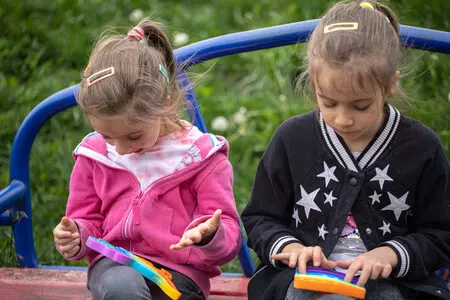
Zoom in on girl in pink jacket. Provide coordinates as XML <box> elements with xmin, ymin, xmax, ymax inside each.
<box><xmin>52</xmin><ymin>18</ymin><xmax>241</xmax><ymax>300</ymax></box>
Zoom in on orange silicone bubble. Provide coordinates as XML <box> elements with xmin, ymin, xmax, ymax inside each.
<box><xmin>294</xmin><ymin>275</ymin><xmax>366</xmax><ymax>299</ymax></box>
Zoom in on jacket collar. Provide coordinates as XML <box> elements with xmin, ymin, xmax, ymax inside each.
<box><xmin>318</xmin><ymin>104</ymin><xmax>401</xmax><ymax>172</ymax></box>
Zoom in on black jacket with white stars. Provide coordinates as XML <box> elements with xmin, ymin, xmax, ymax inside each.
<box><xmin>242</xmin><ymin>105</ymin><xmax>450</xmax><ymax>300</ymax></box>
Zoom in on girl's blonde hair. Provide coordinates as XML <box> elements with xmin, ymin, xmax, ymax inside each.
<box><xmin>77</xmin><ymin>19</ymin><xmax>185</xmax><ymax>126</ymax></box>
<box><xmin>301</xmin><ymin>0</ymin><xmax>401</xmax><ymax>98</ymax></box>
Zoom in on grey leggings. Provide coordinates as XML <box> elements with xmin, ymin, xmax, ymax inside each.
<box><xmin>87</xmin><ymin>257</ymin><xmax>204</xmax><ymax>300</ymax></box>
<box><xmin>285</xmin><ymin>277</ymin><xmax>419</xmax><ymax>300</ymax></box>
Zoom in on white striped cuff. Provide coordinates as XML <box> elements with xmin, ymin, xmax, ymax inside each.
<box><xmin>383</xmin><ymin>240</ymin><xmax>410</xmax><ymax>278</ymax></box>
<box><xmin>269</xmin><ymin>236</ymin><xmax>299</xmax><ymax>267</ymax></box>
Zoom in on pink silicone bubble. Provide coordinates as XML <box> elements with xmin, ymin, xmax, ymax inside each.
<box><xmin>86</xmin><ymin>236</ymin><xmax>133</xmax><ymax>265</ymax></box>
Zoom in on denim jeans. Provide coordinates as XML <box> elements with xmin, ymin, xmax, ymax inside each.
<box><xmin>87</xmin><ymin>257</ymin><xmax>203</xmax><ymax>300</ymax></box>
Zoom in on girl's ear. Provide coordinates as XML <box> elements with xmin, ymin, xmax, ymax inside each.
<box><xmin>165</xmin><ymin>95</ymin><xmax>171</xmax><ymax>107</ymax></box>
<box><xmin>390</xmin><ymin>71</ymin><xmax>400</xmax><ymax>96</ymax></box>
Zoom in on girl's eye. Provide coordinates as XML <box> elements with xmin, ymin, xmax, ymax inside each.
<box><xmin>323</xmin><ymin>102</ymin><xmax>336</xmax><ymax>108</ymax></box>
<box><xmin>354</xmin><ymin>105</ymin><xmax>370</xmax><ymax>111</ymax></box>
<box><xmin>128</xmin><ymin>135</ymin><xmax>142</xmax><ymax>141</ymax></box>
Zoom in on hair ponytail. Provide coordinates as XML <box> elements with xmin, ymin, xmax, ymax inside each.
<box><xmin>137</xmin><ymin>19</ymin><xmax>177</xmax><ymax>82</ymax></box>
<box><xmin>372</xmin><ymin>2</ymin><xmax>400</xmax><ymax>35</ymax></box>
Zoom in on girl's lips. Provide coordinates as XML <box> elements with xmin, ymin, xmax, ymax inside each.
<box><xmin>335</xmin><ymin>128</ymin><xmax>356</xmax><ymax>136</ymax></box>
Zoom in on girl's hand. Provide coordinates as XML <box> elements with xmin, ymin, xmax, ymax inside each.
<box><xmin>170</xmin><ymin>209</ymin><xmax>222</xmax><ymax>250</ymax></box>
<box><xmin>271</xmin><ymin>244</ymin><xmax>337</xmax><ymax>273</ymax></box>
<box><xmin>53</xmin><ymin>216</ymin><xmax>80</xmax><ymax>258</ymax></box>
<box><xmin>335</xmin><ymin>246</ymin><xmax>398</xmax><ymax>286</ymax></box>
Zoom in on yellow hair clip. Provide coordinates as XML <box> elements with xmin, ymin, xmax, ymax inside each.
<box><xmin>324</xmin><ymin>22</ymin><xmax>359</xmax><ymax>34</ymax></box>
<box><xmin>360</xmin><ymin>2</ymin><xmax>374</xmax><ymax>9</ymax></box>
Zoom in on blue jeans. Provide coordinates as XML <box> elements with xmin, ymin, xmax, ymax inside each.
<box><xmin>284</xmin><ymin>278</ymin><xmax>419</xmax><ymax>300</ymax></box>
<box><xmin>87</xmin><ymin>257</ymin><xmax>203</xmax><ymax>300</ymax></box>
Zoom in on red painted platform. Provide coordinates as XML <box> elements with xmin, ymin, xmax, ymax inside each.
<box><xmin>0</xmin><ymin>268</ymin><xmax>249</xmax><ymax>299</ymax></box>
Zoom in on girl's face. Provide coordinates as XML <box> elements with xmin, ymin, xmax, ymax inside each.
<box><xmin>314</xmin><ymin>64</ymin><xmax>398</xmax><ymax>151</ymax></box>
<box><xmin>89</xmin><ymin>116</ymin><xmax>163</xmax><ymax>155</ymax></box>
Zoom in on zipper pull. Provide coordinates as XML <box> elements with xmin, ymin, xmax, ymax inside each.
<box><xmin>133</xmin><ymin>205</ymin><xmax>140</xmax><ymax>225</ymax></box>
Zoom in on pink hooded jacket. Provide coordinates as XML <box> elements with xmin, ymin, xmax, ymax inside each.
<box><xmin>62</xmin><ymin>131</ymin><xmax>242</xmax><ymax>299</ymax></box>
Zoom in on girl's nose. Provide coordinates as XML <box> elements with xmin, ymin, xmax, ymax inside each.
<box><xmin>115</xmin><ymin>143</ymin><xmax>133</xmax><ymax>155</ymax></box>
<box><xmin>335</xmin><ymin>111</ymin><xmax>353</xmax><ymax>127</ymax></box>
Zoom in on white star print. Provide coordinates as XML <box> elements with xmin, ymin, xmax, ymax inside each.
<box><xmin>369</xmin><ymin>190</ymin><xmax>382</xmax><ymax>205</ymax></box>
<box><xmin>317</xmin><ymin>162</ymin><xmax>339</xmax><ymax>187</ymax></box>
<box><xmin>323</xmin><ymin>190</ymin><xmax>337</xmax><ymax>207</ymax></box>
<box><xmin>378</xmin><ymin>221</ymin><xmax>391</xmax><ymax>236</ymax></box>
<box><xmin>382</xmin><ymin>191</ymin><xmax>410</xmax><ymax>221</ymax></box>
<box><xmin>296</xmin><ymin>185</ymin><xmax>321</xmax><ymax>219</ymax></box>
<box><xmin>370</xmin><ymin>165</ymin><xmax>393</xmax><ymax>190</ymax></box>
<box><xmin>318</xmin><ymin>224</ymin><xmax>328</xmax><ymax>240</ymax></box>
<box><xmin>292</xmin><ymin>208</ymin><xmax>302</xmax><ymax>228</ymax></box>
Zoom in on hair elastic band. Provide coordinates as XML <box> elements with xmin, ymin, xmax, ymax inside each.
<box><xmin>324</xmin><ymin>22</ymin><xmax>359</xmax><ymax>34</ymax></box>
<box><xmin>128</xmin><ymin>26</ymin><xmax>145</xmax><ymax>41</ymax></box>
<box><xmin>159</xmin><ymin>64</ymin><xmax>169</xmax><ymax>87</ymax></box>
<box><xmin>359</xmin><ymin>2</ymin><xmax>391</xmax><ymax>23</ymax></box>
<box><xmin>360</xmin><ymin>2</ymin><xmax>374</xmax><ymax>9</ymax></box>
<box><xmin>87</xmin><ymin>67</ymin><xmax>115</xmax><ymax>86</ymax></box>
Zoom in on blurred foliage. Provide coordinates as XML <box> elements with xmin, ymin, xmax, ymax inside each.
<box><xmin>0</xmin><ymin>0</ymin><xmax>449</xmax><ymax>273</ymax></box>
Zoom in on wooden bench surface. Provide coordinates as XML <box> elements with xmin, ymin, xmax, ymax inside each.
<box><xmin>0</xmin><ymin>268</ymin><xmax>249</xmax><ymax>300</ymax></box>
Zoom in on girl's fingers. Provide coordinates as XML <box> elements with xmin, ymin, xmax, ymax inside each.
<box><xmin>170</xmin><ymin>235</ymin><xmax>194</xmax><ymax>250</ymax></box>
<box><xmin>169</xmin><ymin>242</ymin><xmax>184</xmax><ymax>250</ymax></box>
<box><xmin>344</xmin><ymin>260</ymin><xmax>362</xmax><ymax>283</ymax></box>
<box><xmin>209</xmin><ymin>209</ymin><xmax>222</xmax><ymax>228</ymax></box>
<box><xmin>356</xmin><ymin>265</ymin><xmax>371</xmax><ymax>286</ymax></box>
<box><xmin>320</xmin><ymin>258</ymin><xmax>337</xmax><ymax>270</ymax></box>
<box><xmin>54</xmin><ymin>237</ymin><xmax>78</xmax><ymax>245</ymax></box>
<box><xmin>197</xmin><ymin>223</ymin><xmax>214</xmax><ymax>237</ymax></box>
<box><xmin>288</xmin><ymin>251</ymin><xmax>300</xmax><ymax>268</ymax></box>
<box><xmin>169</xmin><ymin>243</ymin><xmax>183</xmax><ymax>250</ymax></box>
<box><xmin>271</xmin><ymin>253</ymin><xmax>290</xmax><ymax>260</ymax></box>
<box><xmin>370</xmin><ymin>263</ymin><xmax>383</xmax><ymax>280</ymax></box>
<box><xmin>312</xmin><ymin>246</ymin><xmax>323</xmax><ymax>267</ymax></box>
<box><xmin>335</xmin><ymin>260</ymin><xmax>352</xmax><ymax>269</ymax></box>
<box><xmin>298</xmin><ymin>248</ymin><xmax>311</xmax><ymax>274</ymax></box>
<box><xmin>53</xmin><ymin>230</ymin><xmax>73</xmax><ymax>240</ymax></box>
<box><xmin>54</xmin><ymin>233</ymin><xmax>80</xmax><ymax>245</ymax></box>
<box><xmin>65</xmin><ymin>245</ymin><xmax>80</xmax><ymax>258</ymax></box>
<box><xmin>186</xmin><ymin>229</ymin><xmax>202</xmax><ymax>244</ymax></box>
<box><xmin>381</xmin><ymin>264</ymin><xmax>392</xmax><ymax>278</ymax></box>
<box><xmin>59</xmin><ymin>239</ymin><xmax>80</xmax><ymax>253</ymax></box>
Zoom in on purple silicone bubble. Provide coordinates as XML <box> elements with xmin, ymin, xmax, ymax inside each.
<box><xmin>86</xmin><ymin>236</ymin><xmax>133</xmax><ymax>265</ymax></box>
<box><xmin>297</xmin><ymin>267</ymin><xmax>359</xmax><ymax>285</ymax></box>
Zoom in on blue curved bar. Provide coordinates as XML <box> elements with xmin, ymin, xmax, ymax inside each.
<box><xmin>0</xmin><ymin>211</ymin><xmax>12</xmax><ymax>226</ymax></box>
<box><xmin>0</xmin><ymin>181</ymin><xmax>27</xmax><ymax>213</ymax></box>
<box><xmin>400</xmin><ymin>25</ymin><xmax>450</xmax><ymax>54</ymax></box>
<box><xmin>174</xmin><ymin>20</ymin><xmax>320</xmax><ymax>66</ymax></box>
<box><xmin>3</xmin><ymin>19</ymin><xmax>450</xmax><ymax>271</ymax></box>
<box><xmin>175</xmin><ymin>20</ymin><xmax>450</xmax><ymax>66</ymax></box>
<box><xmin>9</xmin><ymin>86</ymin><xmax>78</xmax><ymax>267</ymax></box>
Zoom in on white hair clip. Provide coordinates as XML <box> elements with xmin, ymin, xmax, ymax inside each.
<box><xmin>324</xmin><ymin>22</ymin><xmax>359</xmax><ymax>34</ymax></box>
<box><xmin>87</xmin><ymin>67</ymin><xmax>115</xmax><ymax>86</ymax></box>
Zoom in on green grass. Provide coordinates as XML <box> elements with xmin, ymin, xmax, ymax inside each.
<box><xmin>1</xmin><ymin>0</ymin><xmax>449</xmax><ymax>274</ymax></box>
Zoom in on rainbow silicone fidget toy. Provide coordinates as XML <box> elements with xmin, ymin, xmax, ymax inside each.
<box><xmin>86</xmin><ymin>236</ymin><xmax>181</xmax><ymax>300</ymax></box>
<box><xmin>294</xmin><ymin>267</ymin><xmax>366</xmax><ymax>299</ymax></box>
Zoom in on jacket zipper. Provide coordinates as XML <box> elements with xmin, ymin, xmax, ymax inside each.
<box><xmin>77</xmin><ymin>146</ymin><xmax>221</xmax><ymax>240</ymax></box>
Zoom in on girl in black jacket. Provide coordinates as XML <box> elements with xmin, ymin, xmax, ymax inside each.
<box><xmin>242</xmin><ymin>1</ymin><xmax>450</xmax><ymax>299</ymax></box>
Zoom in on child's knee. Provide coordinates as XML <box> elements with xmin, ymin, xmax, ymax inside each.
<box><xmin>92</xmin><ymin>266</ymin><xmax>149</xmax><ymax>299</ymax></box>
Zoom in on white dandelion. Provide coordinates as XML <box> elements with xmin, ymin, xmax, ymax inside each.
<box><xmin>211</xmin><ymin>116</ymin><xmax>229</xmax><ymax>132</ymax></box>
